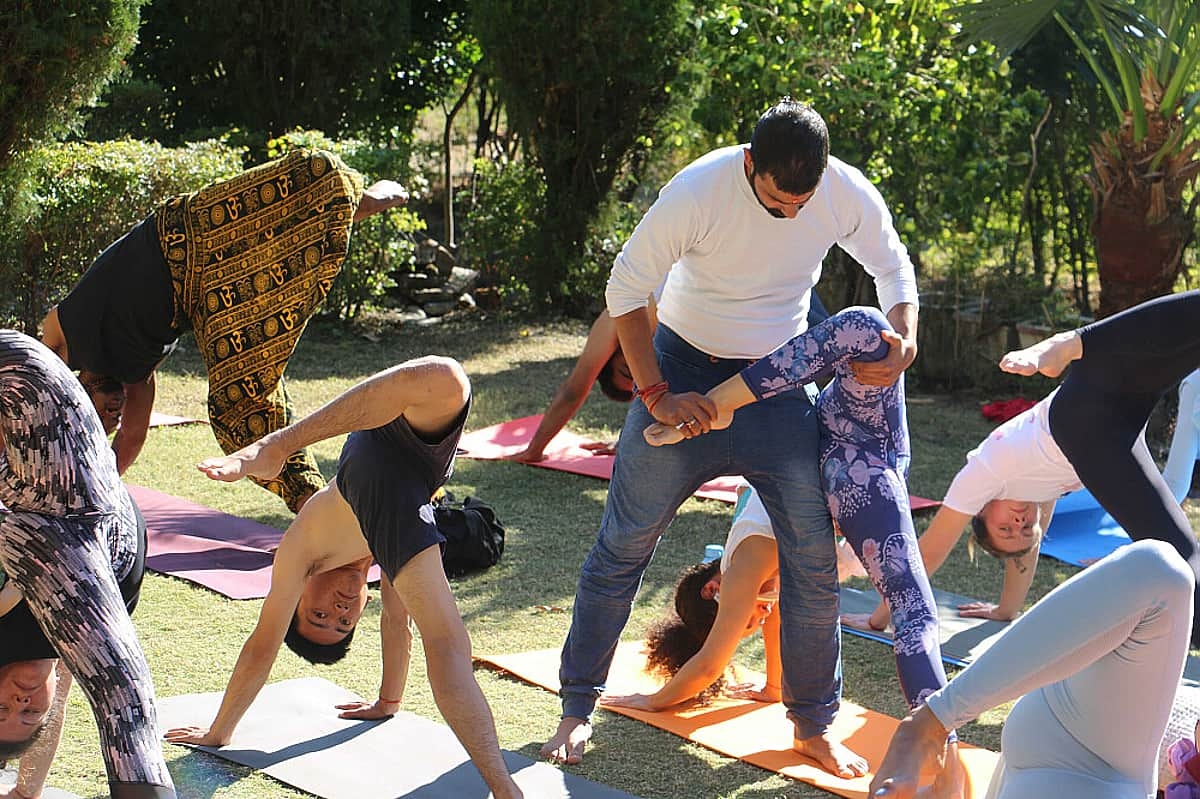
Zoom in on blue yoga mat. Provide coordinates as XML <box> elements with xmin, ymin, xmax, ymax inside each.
<box><xmin>1040</xmin><ymin>488</ymin><xmax>1131</xmax><ymax>567</ymax></box>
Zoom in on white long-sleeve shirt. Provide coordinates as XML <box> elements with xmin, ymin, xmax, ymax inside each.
<box><xmin>606</xmin><ymin>145</ymin><xmax>919</xmax><ymax>359</ymax></box>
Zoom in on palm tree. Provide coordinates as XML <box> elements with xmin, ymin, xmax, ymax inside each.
<box><xmin>954</xmin><ymin>0</ymin><xmax>1200</xmax><ymax>316</ymax></box>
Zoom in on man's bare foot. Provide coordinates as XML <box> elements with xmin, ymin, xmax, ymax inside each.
<box><xmin>868</xmin><ymin>704</ymin><xmax>951</xmax><ymax>798</ymax></box>
<box><xmin>998</xmin><ymin>330</ymin><xmax>1082</xmax><ymax>378</ymax></box>
<box><xmin>793</xmin><ymin>731</ymin><xmax>869</xmax><ymax>779</ymax></box>
<box><xmin>539</xmin><ymin>716</ymin><xmax>592</xmax><ymax>765</ymax></box>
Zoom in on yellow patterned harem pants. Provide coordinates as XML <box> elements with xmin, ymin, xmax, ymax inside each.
<box><xmin>158</xmin><ymin>150</ymin><xmax>363</xmax><ymax>511</ymax></box>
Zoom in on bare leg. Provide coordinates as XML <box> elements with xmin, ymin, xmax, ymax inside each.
<box><xmin>391</xmin><ymin>546</ymin><xmax>522</xmax><ymax>799</ymax></box>
<box><xmin>539</xmin><ymin>716</ymin><xmax>593</xmax><ymax>764</ymax></box>
<box><xmin>998</xmin><ymin>330</ymin><xmax>1082</xmax><ymax>378</ymax></box>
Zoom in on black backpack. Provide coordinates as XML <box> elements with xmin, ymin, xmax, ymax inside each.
<box><xmin>435</xmin><ymin>492</ymin><xmax>506</xmax><ymax>578</ymax></box>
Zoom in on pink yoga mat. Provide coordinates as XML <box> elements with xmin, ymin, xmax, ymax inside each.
<box><xmin>129</xmin><ymin>485</ymin><xmax>380</xmax><ymax>600</ymax></box>
<box><xmin>457</xmin><ymin>416</ymin><xmax>940</xmax><ymax>510</ymax></box>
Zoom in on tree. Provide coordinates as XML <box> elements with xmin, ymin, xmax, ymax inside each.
<box><xmin>95</xmin><ymin>0</ymin><xmax>470</xmax><ymax>145</ymax></box>
<box><xmin>955</xmin><ymin>0</ymin><xmax>1200</xmax><ymax>316</ymax></box>
<box><xmin>0</xmin><ymin>0</ymin><xmax>144</xmax><ymax>170</ymax></box>
<box><xmin>472</xmin><ymin>0</ymin><xmax>692</xmax><ymax>311</ymax></box>
<box><xmin>677</xmin><ymin>1</ymin><xmax>1042</xmax><ymax>309</ymax></box>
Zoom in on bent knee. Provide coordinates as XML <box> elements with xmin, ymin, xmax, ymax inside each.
<box><xmin>838</xmin><ymin>306</ymin><xmax>892</xmax><ymax>334</ymax></box>
<box><xmin>1124</xmin><ymin>539</ymin><xmax>1196</xmax><ymax>595</ymax></box>
<box><xmin>416</xmin><ymin>355</ymin><xmax>471</xmax><ymax>403</ymax></box>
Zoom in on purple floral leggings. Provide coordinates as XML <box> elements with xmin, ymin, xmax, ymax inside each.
<box><xmin>742</xmin><ymin>306</ymin><xmax>948</xmax><ymax>710</ymax></box>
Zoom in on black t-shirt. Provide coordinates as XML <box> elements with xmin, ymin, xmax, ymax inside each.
<box><xmin>0</xmin><ymin>498</ymin><xmax>147</xmax><ymax>667</ymax></box>
<box><xmin>336</xmin><ymin>401</ymin><xmax>470</xmax><ymax>581</ymax></box>
<box><xmin>56</xmin><ymin>214</ymin><xmax>179</xmax><ymax>385</ymax></box>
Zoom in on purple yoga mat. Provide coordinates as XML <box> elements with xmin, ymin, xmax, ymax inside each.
<box><xmin>129</xmin><ymin>485</ymin><xmax>381</xmax><ymax>600</ymax></box>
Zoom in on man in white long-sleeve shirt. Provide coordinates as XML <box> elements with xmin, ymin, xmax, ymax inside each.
<box><xmin>541</xmin><ymin>99</ymin><xmax>920</xmax><ymax>776</ymax></box>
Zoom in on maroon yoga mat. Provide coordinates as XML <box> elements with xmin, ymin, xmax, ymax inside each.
<box><xmin>129</xmin><ymin>485</ymin><xmax>380</xmax><ymax>600</ymax></box>
<box><xmin>457</xmin><ymin>415</ymin><xmax>940</xmax><ymax>510</ymax></box>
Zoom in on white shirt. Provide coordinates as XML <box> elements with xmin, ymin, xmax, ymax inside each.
<box><xmin>721</xmin><ymin>483</ymin><xmax>775</xmax><ymax>575</ymax></box>
<box><xmin>606</xmin><ymin>145</ymin><xmax>918</xmax><ymax>359</ymax></box>
<box><xmin>942</xmin><ymin>389</ymin><xmax>1082</xmax><ymax>515</ymax></box>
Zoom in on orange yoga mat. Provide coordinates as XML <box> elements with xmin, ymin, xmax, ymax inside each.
<box><xmin>478</xmin><ymin>642</ymin><xmax>999</xmax><ymax>799</ymax></box>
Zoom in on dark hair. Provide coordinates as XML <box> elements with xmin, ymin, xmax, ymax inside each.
<box><xmin>596</xmin><ymin>351</ymin><xmax>633</xmax><ymax>403</ymax></box>
<box><xmin>748</xmin><ymin>98</ymin><xmax>829</xmax><ymax>195</ymax></box>
<box><xmin>284</xmin><ymin>611</ymin><xmax>355</xmax><ymax>665</ymax></box>
<box><xmin>643</xmin><ymin>561</ymin><xmax>724</xmax><ymax>703</ymax></box>
<box><xmin>78</xmin><ymin>371</ymin><xmax>122</xmax><ymax>396</ymax></box>
<box><xmin>970</xmin><ymin>514</ymin><xmax>1035</xmax><ymax>561</ymax></box>
<box><xmin>0</xmin><ymin>717</ymin><xmax>46</xmax><ymax>760</ymax></box>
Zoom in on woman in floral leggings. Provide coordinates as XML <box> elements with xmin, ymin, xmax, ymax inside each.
<box><xmin>645</xmin><ymin>306</ymin><xmax>948</xmax><ymax>713</ymax></box>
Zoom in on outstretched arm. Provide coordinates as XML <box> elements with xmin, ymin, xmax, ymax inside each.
<box><xmin>164</xmin><ymin>487</ymin><xmax>334</xmax><ymax>746</ymax></box>
<box><xmin>506</xmin><ymin>311</ymin><xmax>621</xmax><ymax>463</ymax></box>
<box><xmin>198</xmin><ymin>356</ymin><xmax>468</xmax><ymax>483</ymax></box>
<box><xmin>336</xmin><ymin>576</ymin><xmax>414</xmax><ymax>720</ymax></box>
<box><xmin>113</xmin><ymin>374</ymin><xmax>155</xmax><ymax>474</ymax></box>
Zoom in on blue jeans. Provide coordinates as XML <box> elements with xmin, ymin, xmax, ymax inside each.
<box><xmin>558</xmin><ymin>325</ymin><xmax>841</xmax><ymax>738</ymax></box>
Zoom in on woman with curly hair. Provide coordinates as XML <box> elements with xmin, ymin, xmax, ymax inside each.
<box><xmin>602</xmin><ymin>307</ymin><xmax>951</xmax><ymax>727</ymax></box>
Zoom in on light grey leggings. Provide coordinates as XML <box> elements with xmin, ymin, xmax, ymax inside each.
<box><xmin>925</xmin><ymin>539</ymin><xmax>1194</xmax><ymax>799</ymax></box>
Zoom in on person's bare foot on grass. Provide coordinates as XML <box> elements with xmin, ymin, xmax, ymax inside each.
<box><xmin>793</xmin><ymin>731</ymin><xmax>869</xmax><ymax>779</ymax></box>
<box><xmin>869</xmin><ymin>704</ymin><xmax>951</xmax><ymax>798</ymax></box>
<box><xmin>998</xmin><ymin>330</ymin><xmax>1082</xmax><ymax>379</ymax></box>
<box><xmin>540</xmin><ymin>716</ymin><xmax>592</xmax><ymax>765</ymax></box>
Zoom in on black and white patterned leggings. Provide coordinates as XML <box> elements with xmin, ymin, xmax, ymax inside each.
<box><xmin>0</xmin><ymin>330</ymin><xmax>174</xmax><ymax>798</ymax></box>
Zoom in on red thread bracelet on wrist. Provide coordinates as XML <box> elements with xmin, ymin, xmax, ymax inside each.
<box><xmin>379</xmin><ymin>694</ymin><xmax>402</xmax><ymax>704</ymax></box>
<box><xmin>644</xmin><ymin>389</ymin><xmax>669</xmax><ymax>415</ymax></box>
<box><xmin>633</xmin><ymin>381</ymin><xmax>668</xmax><ymax>400</ymax></box>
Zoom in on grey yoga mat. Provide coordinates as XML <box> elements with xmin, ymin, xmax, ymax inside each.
<box><xmin>157</xmin><ymin>677</ymin><xmax>640</xmax><ymax>799</ymax></box>
<box><xmin>841</xmin><ymin>584</ymin><xmax>1200</xmax><ymax>683</ymax></box>
<box><xmin>0</xmin><ymin>769</ymin><xmax>81</xmax><ymax>799</ymax></box>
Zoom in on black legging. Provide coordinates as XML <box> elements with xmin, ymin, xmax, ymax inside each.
<box><xmin>1049</xmin><ymin>290</ymin><xmax>1200</xmax><ymax>642</ymax></box>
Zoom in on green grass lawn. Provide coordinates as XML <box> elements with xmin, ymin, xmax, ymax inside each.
<box><xmin>38</xmin><ymin>313</ymin><xmax>1189</xmax><ymax>798</ymax></box>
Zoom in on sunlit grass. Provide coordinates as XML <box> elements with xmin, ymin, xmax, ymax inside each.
<box><xmin>48</xmin><ymin>313</ymin><xmax>1105</xmax><ymax>798</ymax></box>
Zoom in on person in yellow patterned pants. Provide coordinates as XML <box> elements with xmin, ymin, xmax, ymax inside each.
<box><xmin>41</xmin><ymin>149</ymin><xmax>409</xmax><ymax>511</ymax></box>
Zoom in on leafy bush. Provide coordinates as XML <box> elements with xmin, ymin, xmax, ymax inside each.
<box><xmin>0</xmin><ymin>138</ymin><xmax>244</xmax><ymax>332</ymax></box>
<box><xmin>461</xmin><ymin>158</ymin><xmax>546</xmax><ymax>307</ymax></box>
<box><xmin>266</xmin><ymin>130</ymin><xmax>425</xmax><ymax>320</ymax></box>
<box><xmin>472</xmin><ymin>0</ymin><xmax>691</xmax><ymax>313</ymax></box>
<box><xmin>0</xmin><ymin>1</ymin><xmax>144</xmax><ymax>169</ymax></box>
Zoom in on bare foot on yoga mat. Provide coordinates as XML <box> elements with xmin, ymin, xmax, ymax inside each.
<box><xmin>540</xmin><ymin>716</ymin><xmax>592</xmax><ymax>764</ymax></box>
<box><xmin>999</xmin><ymin>330</ymin><xmax>1082</xmax><ymax>378</ymax></box>
<box><xmin>793</xmin><ymin>731</ymin><xmax>869</xmax><ymax>779</ymax></box>
<box><xmin>869</xmin><ymin>704</ymin><xmax>951</xmax><ymax>797</ymax></box>
<box><xmin>197</xmin><ymin>438</ymin><xmax>286</xmax><ymax>482</ymax></box>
